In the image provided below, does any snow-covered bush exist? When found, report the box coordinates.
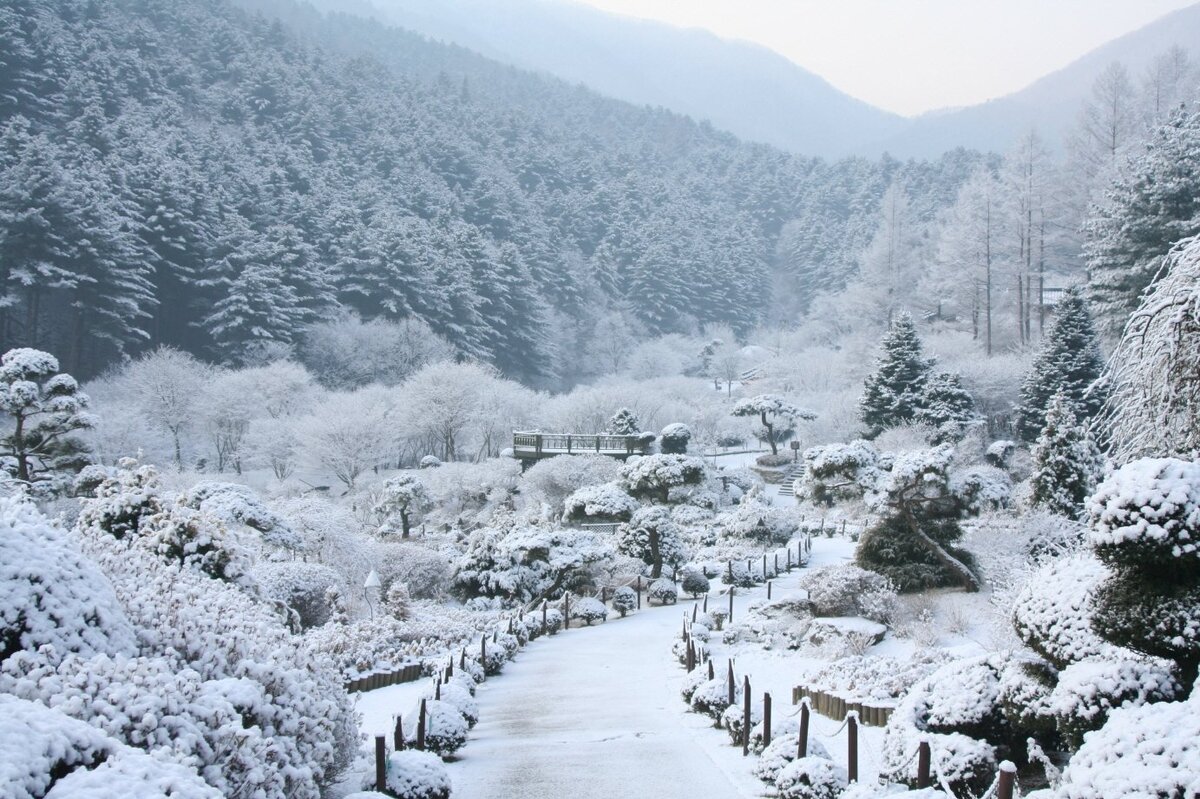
[880,655,1021,795]
[0,694,222,799]
[690,677,737,721]
[424,681,479,728]
[619,453,706,503]
[253,561,344,628]
[1049,692,1200,799]
[375,542,452,601]
[182,481,300,550]
[797,564,898,623]
[754,734,831,783]
[419,455,441,469]
[562,482,639,523]
[805,651,954,704]
[950,466,1012,515]
[611,586,637,617]
[647,578,678,605]
[719,497,800,544]
[985,440,1016,469]
[775,756,847,799]
[619,506,688,577]
[571,596,608,625]
[1011,553,1125,669]
[680,567,710,597]
[1048,658,1180,748]
[382,750,451,799]
[721,700,762,745]
[521,455,622,517]
[406,700,468,758]
[1,496,136,664]
[660,422,692,454]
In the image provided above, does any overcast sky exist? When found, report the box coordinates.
[571,0,1198,116]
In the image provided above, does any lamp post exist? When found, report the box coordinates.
[790,439,800,463]
[364,569,381,619]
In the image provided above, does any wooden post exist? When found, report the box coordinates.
[703,594,708,612]
[762,554,768,577]
[447,655,454,677]
[997,761,1016,799]
[847,713,858,783]
[416,699,427,750]
[798,701,810,758]
[564,593,570,629]
[636,577,642,609]
[394,716,405,751]
[602,586,608,605]
[727,560,733,582]
[542,599,548,632]
[763,692,772,748]
[707,659,715,680]
[682,617,687,640]
[435,681,441,700]
[774,553,779,574]
[841,519,847,536]
[917,740,931,788]
[375,735,387,792]
[728,585,734,623]
[692,603,698,622]
[727,660,736,706]
[787,548,792,569]
[742,676,752,756]
[819,517,825,535]
[460,648,466,669]
[686,641,695,672]
[481,636,487,666]
[767,580,772,600]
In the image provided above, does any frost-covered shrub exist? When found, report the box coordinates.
[681,567,710,597]
[690,678,737,720]
[182,481,300,550]
[1086,458,1200,685]
[1011,553,1126,669]
[424,681,479,728]
[382,750,451,799]
[985,440,1016,469]
[726,559,760,588]
[619,506,688,577]
[880,655,1022,795]
[521,455,622,516]
[562,482,639,523]
[611,586,637,617]
[721,700,762,745]
[800,440,882,506]
[253,561,344,628]
[660,423,692,454]
[406,700,468,758]
[950,466,1012,515]
[571,596,608,625]
[798,564,897,623]
[719,497,800,544]
[538,608,564,635]
[0,496,136,665]
[1050,692,1200,799]
[775,756,847,799]
[995,657,1057,737]
[679,664,710,703]
[419,455,441,469]
[619,454,706,504]
[648,578,678,605]
[756,452,794,467]
[375,543,453,601]
[386,582,412,620]
[806,650,953,704]
[1049,658,1180,748]
[0,693,223,799]
[754,733,830,783]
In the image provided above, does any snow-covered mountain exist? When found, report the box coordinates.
[318,0,908,159]
[874,2,1200,157]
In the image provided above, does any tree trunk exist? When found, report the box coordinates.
[13,413,29,483]
[761,412,777,456]
[649,529,663,578]
[400,510,411,539]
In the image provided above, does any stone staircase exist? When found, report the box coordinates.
[777,461,806,498]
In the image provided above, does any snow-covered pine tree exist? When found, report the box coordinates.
[914,371,975,429]
[1029,392,1101,519]
[731,394,815,456]
[374,473,430,538]
[1085,107,1200,336]
[1014,288,1105,441]
[858,313,932,437]
[0,347,92,491]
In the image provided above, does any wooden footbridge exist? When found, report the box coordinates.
[511,431,651,463]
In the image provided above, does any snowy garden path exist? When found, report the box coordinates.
[445,597,767,799]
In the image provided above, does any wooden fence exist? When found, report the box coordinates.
[791,684,894,727]
[345,663,424,693]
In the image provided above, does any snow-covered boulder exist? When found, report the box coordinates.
[797,564,897,623]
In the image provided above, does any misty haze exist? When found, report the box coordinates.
[0,1,1198,798]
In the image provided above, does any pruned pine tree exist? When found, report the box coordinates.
[0,348,92,492]
[1085,106,1200,336]
[1014,288,1105,441]
[731,394,815,456]
[1029,393,1102,519]
[858,313,932,438]
[373,474,430,538]
[618,506,686,578]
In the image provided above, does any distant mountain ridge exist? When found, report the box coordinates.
[316,0,908,158]
[330,0,1200,158]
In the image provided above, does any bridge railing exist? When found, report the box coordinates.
[512,431,649,457]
